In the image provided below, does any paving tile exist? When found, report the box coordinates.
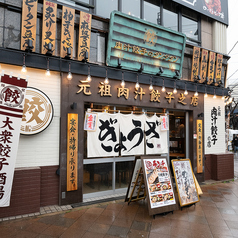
[130,220,151,232]
[205,216,228,227]
[81,231,105,238]
[107,225,129,237]
[149,233,170,238]
[88,222,110,234]
[188,214,208,224]
[112,217,133,228]
[127,229,149,238]
[209,225,233,236]
[95,214,116,225]
[101,208,120,217]
[85,207,104,215]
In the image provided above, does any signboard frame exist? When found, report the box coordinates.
[141,156,177,216]
[106,11,186,78]
[171,159,200,207]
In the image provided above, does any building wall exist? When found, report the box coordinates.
[0,64,60,167]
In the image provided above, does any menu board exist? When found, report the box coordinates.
[172,159,200,207]
[142,157,176,211]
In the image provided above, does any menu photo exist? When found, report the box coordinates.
[143,158,176,209]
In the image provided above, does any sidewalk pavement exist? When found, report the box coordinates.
[0,158,238,238]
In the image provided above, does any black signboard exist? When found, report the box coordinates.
[172,0,228,25]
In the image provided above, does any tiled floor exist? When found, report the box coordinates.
[1,180,238,237]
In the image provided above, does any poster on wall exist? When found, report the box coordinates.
[141,156,176,215]
[0,75,28,207]
[204,95,225,154]
[172,159,200,207]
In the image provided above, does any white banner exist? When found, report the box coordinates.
[119,114,145,156]
[0,75,27,207]
[204,95,225,154]
[145,115,168,154]
[87,113,120,157]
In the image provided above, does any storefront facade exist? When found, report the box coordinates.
[0,0,231,217]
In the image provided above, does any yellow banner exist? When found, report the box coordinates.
[78,11,92,61]
[197,119,203,173]
[67,113,78,191]
[191,46,200,81]
[200,49,208,83]
[42,0,57,55]
[21,0,38,51]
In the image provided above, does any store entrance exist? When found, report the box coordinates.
[169,111,186,173]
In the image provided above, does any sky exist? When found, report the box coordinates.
[227,0,238,86]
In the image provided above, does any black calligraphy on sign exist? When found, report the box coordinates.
[0,117,14,200]
[78,12,92,61]
[21,0,37,50]
[207,106,221,148]
[215,54,223,82]
[42,1,57,54]
[61,6,75,58]
[191,47,200,81]
[208,52,216,83]
[200,49,208,83]
[145,120,160,149]
[98,118,120,153]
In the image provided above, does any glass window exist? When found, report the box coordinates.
[116,161,134,189]
[144,1,160,25]
[96,0,118,18]
[163,9,178,31]
[182,16,198,43]
[122,0,140,18]
[83,163,112,194]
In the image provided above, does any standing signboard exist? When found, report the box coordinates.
[172,159,199,207]
[141,156,177,216]
[0,75,28,207]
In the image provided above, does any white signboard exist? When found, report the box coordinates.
[143,158,176,208]
[84,112,97,131]
[204,95,225,154]
[0,74,27,207]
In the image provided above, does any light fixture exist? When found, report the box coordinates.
[135,74,140,89]
[161,78,166,92]
[45,57,50,76]
[194,84,198,96]
[184,83,188,95]
[173,81,177,94]
[117,58,122,69]
[87,65,91,82]
[204,85,208,97]
[157,67,164,75]
[121,72,125,87]
[65,47,71,59]
[139,63,144,73]
[104,68,109,84]
[67,62,72,80]
[213,88,216,99]
[149,76,153,91]
[25,39,33,52]
[82,51,88,63]
[46,42,53,56]
[21,54,27,73]
[174,70,180,79]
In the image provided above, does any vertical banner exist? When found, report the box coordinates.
[119,114,145,156]
[145,115,168,154]
[191,46,200,81]
[200,49,208,83]
[0,75,28,207]
[21,0,38,51]
[78,11,92,61]
[87,113,120,158]
[204,96,225,154]
[42,0,57,55]
[67,113,78,191]
[61,6,75,58]
[208,52,216,83]
[197,120,203,173]
[215,54,223,83]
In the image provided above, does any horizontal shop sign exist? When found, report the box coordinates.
[106,11,186,78]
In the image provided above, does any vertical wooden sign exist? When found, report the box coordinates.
[215,54,223,82]
[61,6,75,58]
[191,46,200,81]
[42,0,57,55]
[197,119,203,173]
[78,11,92,61]
[21,0,38,52]
[208,52,216,84]
[67,113,78,191]
[200,49,208,83]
